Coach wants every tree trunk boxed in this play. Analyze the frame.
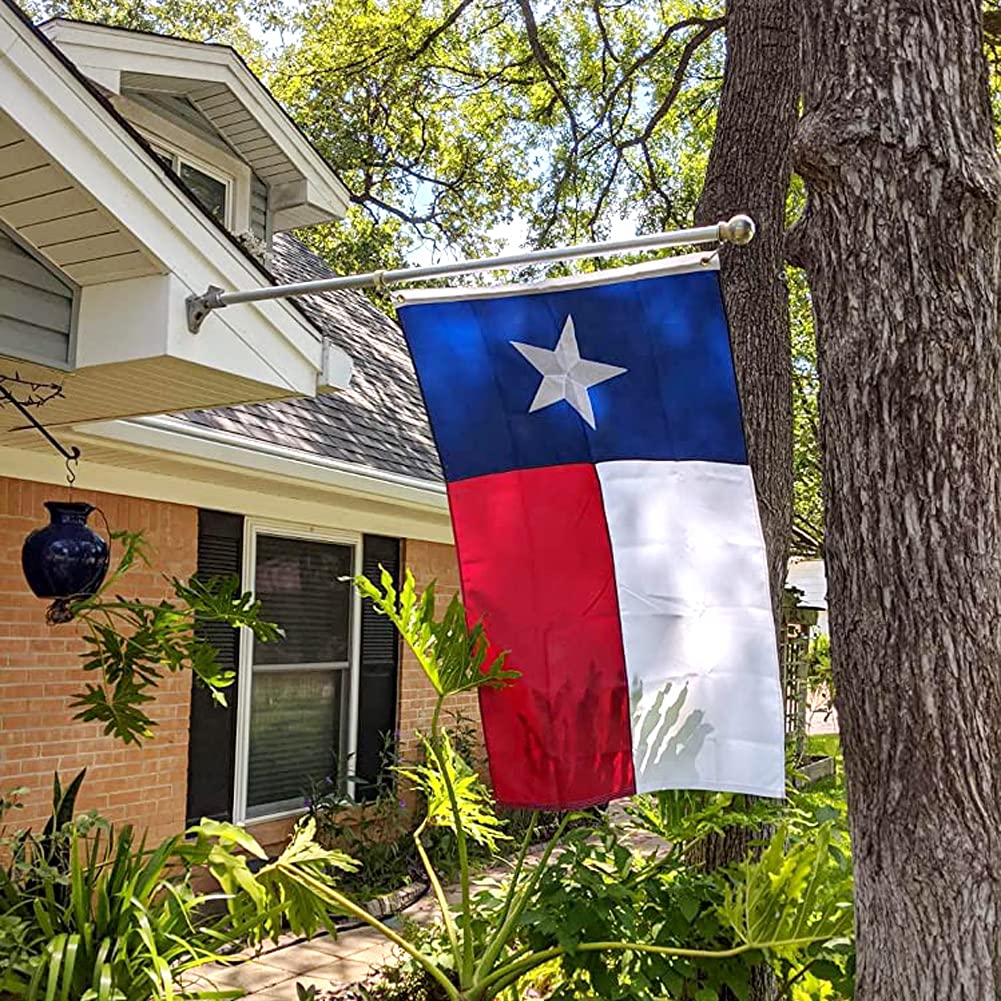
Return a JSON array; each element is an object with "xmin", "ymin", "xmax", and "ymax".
[
  {"xmin": 692, "ymin": 3, "xmax": 799, "ymax": 999},
  {"xmin": 696, "ymin": 0, "xmax": 798, "ymax": 617},
  {"xmin": 792, "ymin": 4, "xmax": 1001, "ymax": 998}
]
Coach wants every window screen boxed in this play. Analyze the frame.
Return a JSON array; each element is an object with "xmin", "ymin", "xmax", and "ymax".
[{"xmin": 245, "ymin": 534, "xmax": 354, "ymax": 819}]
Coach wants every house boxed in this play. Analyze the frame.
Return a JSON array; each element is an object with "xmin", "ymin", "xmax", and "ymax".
[
  {"xmin": 0, "ymin": 4, "xmax": 466, "ymax": 851},
  {"xmin": 787, "ymin": 558, "xmax": 828, "ymax": 634}
]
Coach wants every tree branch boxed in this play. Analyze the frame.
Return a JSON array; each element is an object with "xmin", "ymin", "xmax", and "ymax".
[
  {"xmin": 984, "ymin": 9, "xmax": 1001, "ymax": 45},
  {"xmin": 621, "ymin": 18, "xmax": 725, "ymax": 148},
  {"xmin": 408, "ymin": 0, "xmax": 478, "ymax": 61}
]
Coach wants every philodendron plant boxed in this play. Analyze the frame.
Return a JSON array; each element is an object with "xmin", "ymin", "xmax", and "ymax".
[
  {"xmin": 276, "ymin": 570, "xmax": 854, "ymax": 1001},
  {"xmin": 66, "ymin": 530, "xmax": 281, "ymax": 745}
]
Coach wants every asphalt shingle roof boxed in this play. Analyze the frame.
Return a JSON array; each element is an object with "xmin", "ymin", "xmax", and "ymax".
[{"xmin": 178, "ymin": 233, "xmax": 442, "ymax": 484}]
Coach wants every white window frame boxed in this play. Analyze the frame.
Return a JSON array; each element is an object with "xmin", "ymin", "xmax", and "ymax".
[
  {"xmin": 167, "ymin": 151, "xmax": 234, "ymax": 230},
  {"xmin": 120, "ymin": 94, "xmax": 253, "ymax": 234},
  {"xmin": 233, "ymin": 518, "xmax": 363, "ymax": 825}
]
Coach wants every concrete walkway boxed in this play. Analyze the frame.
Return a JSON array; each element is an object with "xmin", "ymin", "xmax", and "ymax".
[
  {"xmin": 195, "ymin": 925, "xmax": 395, "ymax": 999},
  {"xmin": 193, "ymin": 889, "xmax": 443, "ymax": 999}
]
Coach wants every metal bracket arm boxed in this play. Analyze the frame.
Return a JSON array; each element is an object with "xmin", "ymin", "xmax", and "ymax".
[
  {"xmin": 186, "ymin": 285, "xmax": 226, "ymax": 335},
  {"xmin": 0, "ymin": 383, "xmax": 81, "ymax": 464},
  {"xmin": 185, "ymin": 214, "xmax": 756, "ymax": 334}
]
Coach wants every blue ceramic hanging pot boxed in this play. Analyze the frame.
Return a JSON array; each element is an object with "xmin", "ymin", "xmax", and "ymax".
[{"xmin": 21, "ymin": 501, "xmax": 109, "ymax": 600}]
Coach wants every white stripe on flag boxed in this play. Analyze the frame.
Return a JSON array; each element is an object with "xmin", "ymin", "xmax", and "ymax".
[{"xmin": 596, "ymin": 459, "xmax": 786, "ymax": 798}]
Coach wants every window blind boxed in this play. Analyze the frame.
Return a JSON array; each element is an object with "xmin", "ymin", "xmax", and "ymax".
[{"xmin": 245, "ymin": 534, "xmax": 353, "ymax": 818}]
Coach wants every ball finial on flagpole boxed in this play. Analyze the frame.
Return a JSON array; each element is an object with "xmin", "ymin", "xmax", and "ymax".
[{"xmin": 719, "ymin": 214, "xmax": 756, "ymax": 246}]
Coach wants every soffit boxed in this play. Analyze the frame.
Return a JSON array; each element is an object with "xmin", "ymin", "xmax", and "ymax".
[
  {"xmin": 0, "ymin": 355, "xmax": 290, "ymax": 435},
  {"xmin": 0, "ymin": 109, "xmax": 160, "ymax": 285}
]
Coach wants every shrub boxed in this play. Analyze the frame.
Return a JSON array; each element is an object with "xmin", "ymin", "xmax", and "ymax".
[
  {"xmin": 0, "ymin": 770, "xmax": 356, "ymax": 1001},
  {"xmin": 275, "ymin": 571, "xmax": 855, "ymax": 1001}
]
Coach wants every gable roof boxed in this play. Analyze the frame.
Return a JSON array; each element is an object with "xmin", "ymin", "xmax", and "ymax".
[
  {"xmin": 40, "ymin": 17, "xmax": 350, "ymax": 228},
  {"xmin": 176, "ymin": 233, "xmax": 442, "ymax": 484},
  {"xmin": 0, "ymin": 0, "xmax": 355, "ymax": 412},
  {"xmin": 1, "ymin": 0, "xmax": 278, "ymax": 285},
  {"xmin": 4, "ymin": 1, "xmax": 439, "ymax": 480}
]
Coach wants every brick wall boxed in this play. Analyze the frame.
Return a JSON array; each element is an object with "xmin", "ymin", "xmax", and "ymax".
[
  {"xmin": 397, "ymin": 539, "xmax": 484, "ymax": 765},
  {"xmin": 0, "ymin": 483, "xmax": 479, "ymax": 850},
  {"xmin": 0, "ymin": 477, "xmax": 197, "ymax": 844}
]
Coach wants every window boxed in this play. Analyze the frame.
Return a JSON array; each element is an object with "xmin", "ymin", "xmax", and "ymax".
[
  {"xmin": 126, "ymin": 97, "xmax": 253, "ymax": 235},
  {"xmin": 236, "ymin": 524, "xmax": 361, "ymax": 821},
  {"xmin": 179, "ymin": 161, "xmax": 229, "ymax": 225},
  {"xmin": 186, "ymin": 515, "xmax": 402, "ymax": 826},
  {"xmin": 143, "ymin": 135, "xmax": 233, "ymax": 227}
]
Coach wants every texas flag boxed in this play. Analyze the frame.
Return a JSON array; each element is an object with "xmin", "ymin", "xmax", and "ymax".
[{"xmin": 397, "ymin": 254, "xmax": 785, "ymax": 809}]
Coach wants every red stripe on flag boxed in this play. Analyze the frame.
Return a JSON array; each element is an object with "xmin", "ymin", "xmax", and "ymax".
[{"xmin": 448, "ymin": 463, "xmax": 636, "ymax": 809}]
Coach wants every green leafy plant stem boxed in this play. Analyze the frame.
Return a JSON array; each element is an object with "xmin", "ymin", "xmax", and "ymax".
[
  {"xmin": 270, "ymin": 859, "xmax": 463, "ymax": 1001},
  {"xmin": 490, "ymin": 810, "xmax": 537, "ymax": 933},
  {"xmin": 64, "ymin": 530, "xmax": 281, "ymax": 744},
  {"xmin": 428, "ymin": 694, "xmax": 477, "ymax": 982},
  {"xmin": 471, "ymin": 811, "xmax": 571, "ymax": 984},
  {"xmin": 411, "ymin": 810, "xmax": 462, "ymax": 972},
  {"xmin": 481, "ymin": 936, "xmax": 837, "ymax": 998}
]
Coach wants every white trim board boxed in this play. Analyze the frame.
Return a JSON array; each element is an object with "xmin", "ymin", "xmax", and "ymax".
[
  {"xmin": 234, "ymin": 518, "xmax": 362, "ymax": 825},
  {"xmin": 0, "ymin": 442, "xmax": 453, "ymax": 544},
  {"xmin": 75, "ymin": 416, "xmax": 448, "ymax": 513}
]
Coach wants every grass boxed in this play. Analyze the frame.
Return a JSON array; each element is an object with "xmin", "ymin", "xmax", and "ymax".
[{"xmin": 806, "ymin": 733, "xmax": 840, "ymax": 759}]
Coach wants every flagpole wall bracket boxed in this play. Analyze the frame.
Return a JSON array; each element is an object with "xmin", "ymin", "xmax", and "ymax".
[
  {"xmin": 185, "ymin": 214, "xmax": 756, "ymax": 334},
  {"xmin": 186, "ymin": 285, "xmax": 225, "ymax": 334}
]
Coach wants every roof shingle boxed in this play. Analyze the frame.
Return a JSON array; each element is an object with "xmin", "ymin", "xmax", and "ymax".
[{"xmin": 178, "ymin": 233, "xmax": 442, "ymax": 484}]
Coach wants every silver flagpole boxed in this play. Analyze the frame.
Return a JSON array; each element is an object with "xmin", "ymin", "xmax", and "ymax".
[{"xmin": 186, "ymin": 214, "xmax": 755, "ymax": 333}]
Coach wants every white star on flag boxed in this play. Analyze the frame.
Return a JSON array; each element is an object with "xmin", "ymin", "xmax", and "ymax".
[{"xmin": 511, "ymin": 315, "xmax": 627, "ymax": 429}]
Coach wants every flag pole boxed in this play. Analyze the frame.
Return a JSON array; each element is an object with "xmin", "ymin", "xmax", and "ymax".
[{"xmin": 186, "ymin": 214, "xmax": 755, "ymax": 333}]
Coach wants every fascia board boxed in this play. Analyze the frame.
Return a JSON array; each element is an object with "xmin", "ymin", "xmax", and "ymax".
[
  {"xmin": 75, "ymin": 415, "xmax": 449, "ymax": 513},
  {"xmin": 2, "ymin": 6, "xmax": 353, "ymax": 393},
  {"xmin": 0, "ymin": 441, "xmax": 453, "ymax": 544},
  {"xmin": 40, "ymin": 19, "xmax": 351, "ymax": 216}
]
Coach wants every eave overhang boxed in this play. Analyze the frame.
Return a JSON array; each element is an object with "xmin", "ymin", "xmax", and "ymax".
[
  {"xmin": 40, "ymin": 18, "xmax": 351, "ymax": 229},
  {"xmin": 0, "ymin": 1, "xmax": 352, "ymax": 430}
]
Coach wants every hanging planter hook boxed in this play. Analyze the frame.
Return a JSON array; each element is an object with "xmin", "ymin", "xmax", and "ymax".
[{"xmin": 0, "ymin": 378, "xmax": 83, "ymax": 467}]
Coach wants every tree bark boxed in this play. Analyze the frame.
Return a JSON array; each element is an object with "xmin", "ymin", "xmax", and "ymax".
[
  {"xmin": 792, "ymin": 4, "xmax": 1001, "ymax": 999},
  {"xmin": 692, "ymin": 3, "xmax": 799, "ymax": 999},
  {"xmin": 696, "ymin": 0, "xmax": 798, "ymax": 617}
]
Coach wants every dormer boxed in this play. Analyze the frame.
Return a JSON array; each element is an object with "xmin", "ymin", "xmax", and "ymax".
[
  {"xmin": 0, "ymin": 1, "xmax": 352, "ymax": 431},
  {"xmin": 40, "ymin": 19, "xmax": 350, "ymax": 253}
]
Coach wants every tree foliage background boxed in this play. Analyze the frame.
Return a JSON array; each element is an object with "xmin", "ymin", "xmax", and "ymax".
[{"xmin": 32, "ymin": 0, "xmax": 1001, "ymax": 542}]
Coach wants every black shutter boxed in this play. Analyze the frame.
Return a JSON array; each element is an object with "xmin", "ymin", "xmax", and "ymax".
[
  {"xmin": 186, "ymin": 510, "xmax": 243, "ymax": 824},
  {"xmin": 355, "ymin": 535, "xmax": 402, "ymax": 798}
]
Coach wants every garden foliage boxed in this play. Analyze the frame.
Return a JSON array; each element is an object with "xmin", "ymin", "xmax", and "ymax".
[
  {"xmin": 1, "ymin": 563, "xmax": 854, "ymax": 1001},
  {"xmin": 0, "ymin": 771, "xmax": 355, "ymax": 1000},
  {"xmin": 276, "ymin": 570, "xmax": 855, "ymax": 1001},
  {"xmin": 65, "ymin": 531, "xmax": 280, "ymax": 745}
]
